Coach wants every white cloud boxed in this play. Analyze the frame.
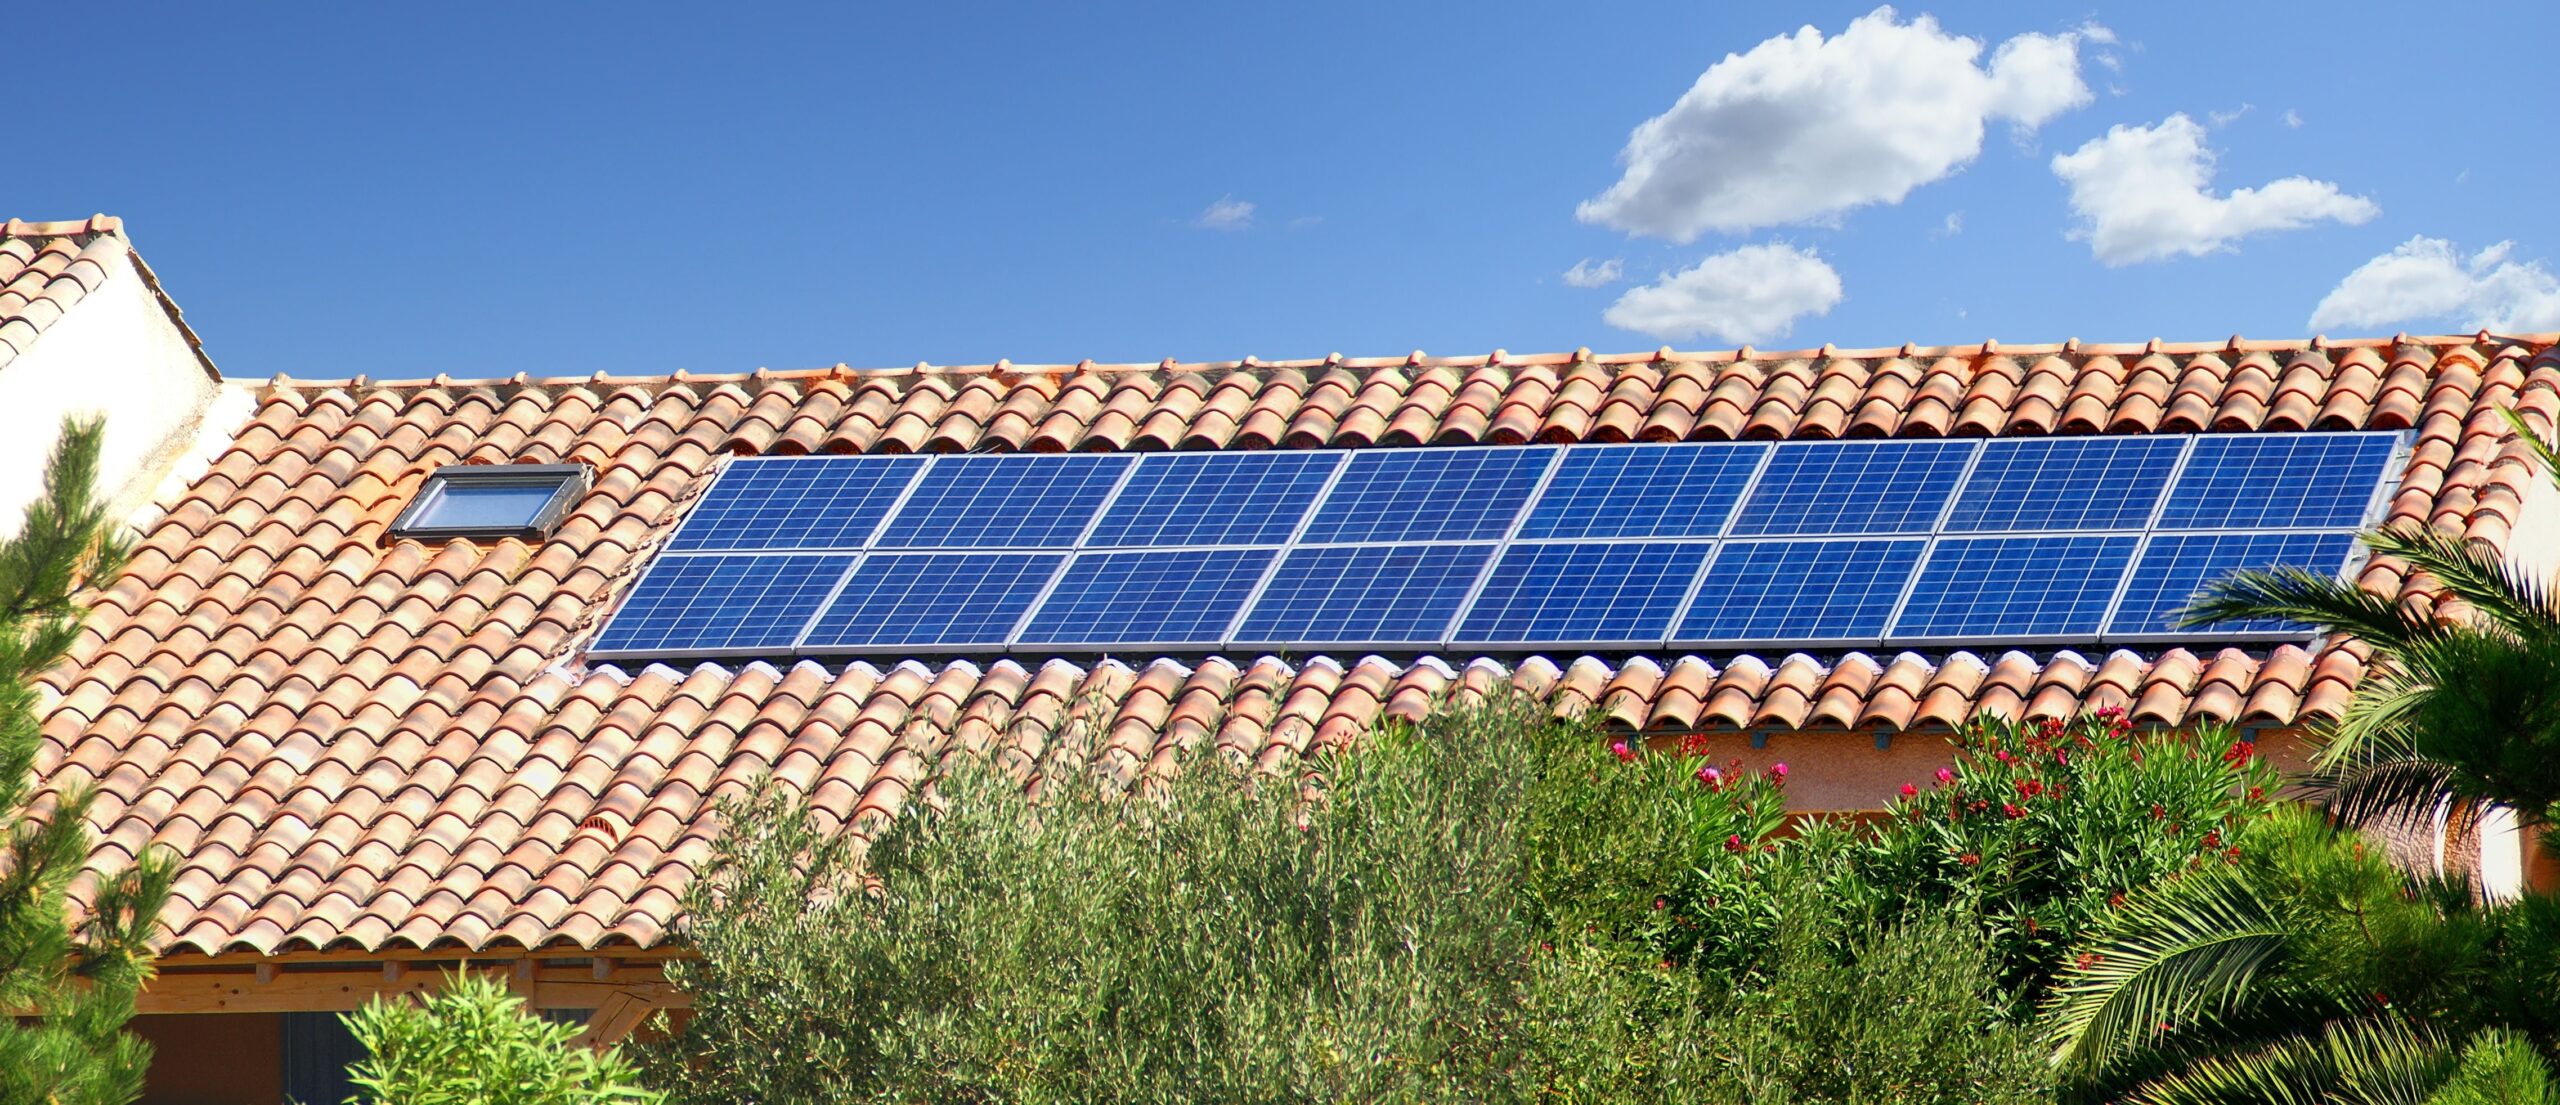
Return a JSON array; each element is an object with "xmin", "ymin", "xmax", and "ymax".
[
  {"xmin": 2207, "ymin": 103, "xmax": 2252, "ymax": 127},
  {"xmin": 1603, "ymin": 244, "xmax": 1843, "ymax": 343},
  {"xmin": 1562, "ymin": 258, "xmax": 1625, "ymax": 288},
  {"xmin": 1933, "ymin": 211, "xmax": 1965, "ymax": 239},
  {"xmin": 1286, "ymin": 215, "xmax": 1325, "ymax": 230},
  {"xmin": 1577, "ymin": 7, "xmax": 2105, "ymax": 242},
  {"xmin": 2282, "ymin": 108, "xmax": 2304, "ymax": 128},
  {"xmin": 2051, "ymin": 114, "xmax": 2377, "ymax": 265},
  {"xmin": 2308, "ymin": 236, "xmax": 2560, "ymax": 334},
  {"xmin": 1194, "ymin": 196, "xmax": 1255, "ymax": 231}
]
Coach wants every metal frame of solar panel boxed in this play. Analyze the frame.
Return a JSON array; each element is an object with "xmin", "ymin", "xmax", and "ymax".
[{"xmin": 586, "ymin": 430, "xmax": 2407, "ymax": 662}]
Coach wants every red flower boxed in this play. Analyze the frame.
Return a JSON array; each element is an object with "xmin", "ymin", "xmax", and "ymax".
[
  {"xmin": 1899, "ymin": 783, "xmax": 1919, "ymax": 798},
  {"xmin": 1994, "ymin": 749, "xmax": 2015, "ymax": 764},
  {"xmin": 1934, "ymin": 767, "xmax": 1957, "ymax": 785},
  {"xmin": 2014, "ymin": 778, "xmax": 2045, "ymax": 800},
  {"xmin": 2074, "ymin": 952, "xmax": 2103, "ymax": 970},
  {"xmin": 2002, "ymin": 803, "xmax": 2025, "ymax": 819},
  {"xmin": 1653, "ymin": 897, "xmax": 1668, "ymax": 911},
  {"xmin": 2223, "ymin": 739, "xmax": 2256, "ymax": 765},
  {"xmin": 1723, "ymin": 834, "xmax": 1745, "ymax": 853},
  {"xmin": 1678, "ymin": 733, "xmax": 1713, "ymax": 758},
  {"xmin": 1610, "ymin": 740, "xmax": 1636, "ymax": 763},
  {"xmin": 2248, "ymin": 786, "xmax": 2266, "ymax": 802},
  {"xmin": 2201, "ymin": 829, "xmax": 2222, "ymax": 849},
  {"xmin": 1957, "ymin": 852, "xmax": 1981, "ymax": 867},
  {"xmin": 2150, "ymin": 803, "xmax": 2166, "ymax": 821}
]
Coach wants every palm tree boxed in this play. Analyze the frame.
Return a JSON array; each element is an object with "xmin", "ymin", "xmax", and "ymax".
[
  {"xmin": 2037, "ymin": 410, "xmax": 2560, "ymax": 1101},
  {"xmin": 2041, "ymin": 806, "xmax": 2560, "ymax": 1104},
  {"xmin": 2181, "ymin": 409, "xmax": 2560, "ymax": 873}
]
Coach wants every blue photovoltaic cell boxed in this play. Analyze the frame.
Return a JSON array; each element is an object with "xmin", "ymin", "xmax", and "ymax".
[
  {"xmin": 1944, "ymin": 437, "xmax": 2184, "ymax": 533},
  {"xmin": 1729, "ymin": 441, "xmax": 1974, "ymax": 536},
  {"xmin": 1297, "ymin": 448, "xmax": 1554, "ymax": 544},
  {"xmin": 1516, "ymin": 443, "xmax": 1767, "ymax": 540},
  {"xmin": 1017, "ymin": 550, "xmax": 1275, "ymax": 644},
  {"xmin": 1232, "ymin": 544, "xmax": 1494, "ymax": 644},
  {"xmin": 801, "ymin": 553, "xmax": 1063, "ymax": 648},
  {"xmin": 666, "ymin": 456, "xmax": 925, "ymax": 551},
  {"xmin": 1086, "ymin": 452, "xmax": 1340, "ymax": 547},
  {"xmin": 2157, "ymin": 434, "xmax": 2395, "ymax": 530},
  {"xmin": 877, "ymin": 455, "xmax": 1132, "ymax": 548},
  {"xmin": 591, "ymin": 553, "xmax": 856, "ymax": 653},
  {"xmin": 2108, "ymin": 532, "xmax": 2357, "ymax": 636},
  {"xmin": 1893, "ymin": 536, "xmax": 2138, "ymax": 639},
  {"xmin": 1456, "ymin": 542, "xmax": 1713, "ymax": 643},
  {"xmin": 1676, "ymin": 539, "xmax": 1925, "ymax": 642}
]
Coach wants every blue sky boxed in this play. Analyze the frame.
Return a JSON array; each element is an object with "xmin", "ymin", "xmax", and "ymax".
[{"xmin": 20, "ymin": 2, "xmax": 2559, "ymax": 379}]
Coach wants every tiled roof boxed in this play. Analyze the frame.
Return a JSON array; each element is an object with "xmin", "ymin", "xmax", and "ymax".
[
  {"xmin": 37, "ymin": 334, "xmax": 2560, "ymax": 958},
  {"xmin": 0, "ymin": 215, "xmax": 212, "ymax": 375}
]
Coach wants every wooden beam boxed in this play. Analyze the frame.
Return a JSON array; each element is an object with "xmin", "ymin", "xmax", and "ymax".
[
  {"xmin": 575, "ymin": 991, "xmax": 656, "ymax": 1049},
  {"xmin": 136, "ymin": 961, "xmax": 683, "ymax": 1016}
]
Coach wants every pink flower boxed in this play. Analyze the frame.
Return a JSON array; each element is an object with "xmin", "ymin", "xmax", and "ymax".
[
  {"xmin": 1723, "ymin": 834, "xmax": 1745, "ymax": 853},
  {"xmin": 1768, "ymin": 762, "xmax": 1789, "ymax": 784},
  {"xmin": 1696, "ymin": 764, "xmax": 1723, "ymax": 788},
  {"xmin": 1899, "ymin": 783, "xmax": 1919, "ymax": 798},
  {"xmin": 1610, "ymin": 740, "xmax": 1636, "ymax": 763},
  {"xmin": 1934, "ymin": 767, "xmax": 1956, "ymax": 785}
]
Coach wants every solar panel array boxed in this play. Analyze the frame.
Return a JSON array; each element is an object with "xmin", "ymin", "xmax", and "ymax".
[{"xmin": 588, "ymin": 432, "xmax": 2401, "ymax": 660}]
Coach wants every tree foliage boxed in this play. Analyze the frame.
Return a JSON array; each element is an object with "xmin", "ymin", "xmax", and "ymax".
[
  {"xmin": 0, "ymin": 418, "xmax": 174, "ymax": 1105},
  {"xmin": 646, "ymin": 693, "xmax": 2293, "ymax": 1103},
  {"xmin": 344, "ymin": 971, "xmax": 661, "ymax": 1105}
]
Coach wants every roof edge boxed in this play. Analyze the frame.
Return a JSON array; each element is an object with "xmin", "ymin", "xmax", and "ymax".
[
  {"xmin": 1, "ymin": 214, "xmax": 218, "ymax": 381},
  {"xmin": 253, "ymin": 331, "xmax": 2560, "ymax": 393}
]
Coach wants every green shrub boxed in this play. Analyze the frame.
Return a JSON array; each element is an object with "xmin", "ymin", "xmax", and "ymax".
[
  {"xmin": 343, "ymin": 972, "xmax": 659, "ymax": 1105},
  {"xmin": 648, "ymin": 694, "xmax": 2080, "ymax": 1104}
]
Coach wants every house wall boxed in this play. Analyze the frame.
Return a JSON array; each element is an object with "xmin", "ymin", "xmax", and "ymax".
[
  {"xmin": 0, "ymin": 242, "xmax": 220, "ymax": 536},
  {"xmin": 130, "ymin": 1014, "xmax": 282, "ymax": 1105}
]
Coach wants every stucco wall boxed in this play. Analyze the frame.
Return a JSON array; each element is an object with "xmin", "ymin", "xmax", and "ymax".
[{"xmin": 0, "ymin": 242, "xmax": 219, "ymax": 536}]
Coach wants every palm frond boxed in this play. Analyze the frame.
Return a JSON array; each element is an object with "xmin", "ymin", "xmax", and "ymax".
[
  {"xmin": 2122, "ymin": 1016, "xmax": 2458, "ymax": 1105},
  {"xmin": 2502, "ymin": 405, "xmax": 2560, "ymax": 498},
  {"xmin": 2045, "ymin": 868, "xmax": 2292, "ymax": 1076},
  {"xmin": 2316, "ymin": 664, "xmax": 2428, "ymax": 773},
  {"xmin": 2178, "ymin": 567, "xmax": 2436, "ymax": 647},
  {"xmin": 2300, "ymin": 755, "xmax": 2462, "ymax": 835},
  {"xmin": 2362, "ymin": 524, "xmax": 2560, "ymax": 643}
]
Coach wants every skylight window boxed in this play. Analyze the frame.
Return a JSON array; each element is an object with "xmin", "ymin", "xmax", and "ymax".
[{"xmin": 390, "ymin": 464, "xmax": 588, "ymax": 540}]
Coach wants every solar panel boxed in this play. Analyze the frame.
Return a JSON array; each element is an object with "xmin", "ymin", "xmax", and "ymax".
[
  {"xmin": 666, "ymin": 456, "xmax": 926, "ymax": 551},
  {"xmin": 1454, "ymin": 542, "xmax": 1713, "ymax": 644},
  {"xmin": 2108, "ymin": 532, "xmax": 2358, "ymax": 636},
  {"xmin": 2157, "ymin": 434, "xmax": 2395, "ymax": 530},
  {"xmin": 590, "ymin": 553, "xmax": 856, "ymax": 654},
  {"xmin": 1085, "ymin": 452, "xmax": 1341, "ymax": 547},
  {"xmin": 597, "ymin": 431, "xmax": 2402, "ymax": 658},
  {"xmin": 876, "ymin": 455, "xmax": 1133, "ymax": 548},
  {"xmin": 1517, "ymin": 443, "xmax": 1767, "ymax": 540},
  {"xmin": 1892, "ymin": 536, "xmax": 2139, "ymax": 639},
  {"xmin": 1729, "ymin": 441, "xmax": 1973, "ymax": 536},
  {"xmin": 1944, "ymin": 437, "xmax": 2184, "ymax": 533},
  {"xmin": 800, "ymin": 553, "xmax": 1063, "ymax": 648},
  {"xmin": 1231, "ymin": 544, "xmax": 1493, "ymax": 645},
  {"xmin": 1297, "ymin": 448, "xmax": 1555, "ymax": 544},
  {"xmin": 1676, "ymin": 539, "xmax": 1925, "ymax": 643},
  {"xmin": 1016, "ymin": 550, "xmax": 1275, "ymax": 645}
]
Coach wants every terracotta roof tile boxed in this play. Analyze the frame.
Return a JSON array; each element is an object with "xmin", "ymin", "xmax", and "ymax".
[{"xmin": 38, "ymin": 333, "xmax": 2556, "ymax": 957}]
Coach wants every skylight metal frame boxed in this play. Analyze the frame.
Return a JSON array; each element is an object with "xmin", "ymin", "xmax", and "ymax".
[
  {"xmin": 585, "ymin": 432, "xmax": 2412, "ymax": 662},
  {"xmin": 389, "ymin": 463, "xmax": 590, "ymax": 542}
]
